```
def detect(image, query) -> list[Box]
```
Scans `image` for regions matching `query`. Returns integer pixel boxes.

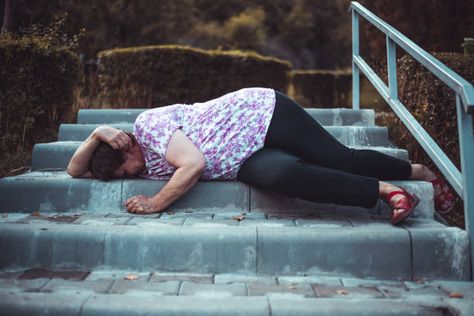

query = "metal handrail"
[350,1,474,280]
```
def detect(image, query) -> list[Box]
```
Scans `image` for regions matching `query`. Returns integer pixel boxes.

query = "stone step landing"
[77,108,376,126]
[0,212,469,280]
[0,172,434,219]
[58,124,392,146]
[32,142,408,171]
[1,268,473,315]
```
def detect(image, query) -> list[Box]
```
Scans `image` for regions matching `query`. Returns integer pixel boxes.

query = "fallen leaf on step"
[287,284,297,290]
[124,274,139,281]
[232,214,245,221]
[449,292,464,298]
[32,211,41,217]
[336,289,348,295]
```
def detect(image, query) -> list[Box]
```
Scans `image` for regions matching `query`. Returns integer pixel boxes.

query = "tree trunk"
[1,0,13,34]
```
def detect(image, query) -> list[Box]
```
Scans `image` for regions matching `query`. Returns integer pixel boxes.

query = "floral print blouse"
[134,87,276,180]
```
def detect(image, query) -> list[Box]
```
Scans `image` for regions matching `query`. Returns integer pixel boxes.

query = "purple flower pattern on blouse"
[134,87,276,180]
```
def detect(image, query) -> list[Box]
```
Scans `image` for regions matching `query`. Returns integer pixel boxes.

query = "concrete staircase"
[0,107,472,315]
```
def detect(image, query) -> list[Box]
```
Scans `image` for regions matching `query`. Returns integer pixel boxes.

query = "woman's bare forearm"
[151,165,203,212]
[67,131,100,178]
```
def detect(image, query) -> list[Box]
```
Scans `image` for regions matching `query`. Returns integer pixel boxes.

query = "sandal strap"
[386,190,406,201]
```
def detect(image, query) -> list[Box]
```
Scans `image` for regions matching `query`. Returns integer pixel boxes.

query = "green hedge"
[0,34,81,173]
[290,69,352,108]
[96,45,292,107]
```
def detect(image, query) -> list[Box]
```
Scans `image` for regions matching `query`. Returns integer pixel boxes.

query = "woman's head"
[90,132,145,181]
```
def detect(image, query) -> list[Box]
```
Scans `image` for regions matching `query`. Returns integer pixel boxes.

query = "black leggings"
[236,91,412,208]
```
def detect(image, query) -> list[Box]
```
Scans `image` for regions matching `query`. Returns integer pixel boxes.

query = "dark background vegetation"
[1,0,473,227]
[1,0,473,69]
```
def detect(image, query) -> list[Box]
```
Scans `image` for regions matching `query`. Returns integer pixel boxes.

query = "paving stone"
[41,279,113,294]
[74,216,132,225]
[150,272,213,284]
[109,279,180,294]
[213,212,253,220]
[0,278,49,292]
[313,284,384,298]
[408,227,470,280]
[247,283,315,297]
[257,226,411,279]
[183,218,238,227]
[430,280,474,298]
[341,277,406,288]
[18,268,89,280]
[346,217,395,227]
[295,218,351,228]
[127,217,185,226]
[378,283,445,299]
[278,276,342,286]
[85,270,150,281]
[82,294,270,316]
[0,290,90,316]
[239,219,296,227]
[179,282,247,296]
[269,297,452,316]
[214,274,277,285]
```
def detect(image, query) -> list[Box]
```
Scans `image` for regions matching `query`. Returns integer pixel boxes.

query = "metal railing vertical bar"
[386,37,398,99]
[352,9,360,110]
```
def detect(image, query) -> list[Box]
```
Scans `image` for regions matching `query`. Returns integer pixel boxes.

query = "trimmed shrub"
[0,33,81,176]
[95,45,292,107]
[378,52,474,227]
[290,69,351,108]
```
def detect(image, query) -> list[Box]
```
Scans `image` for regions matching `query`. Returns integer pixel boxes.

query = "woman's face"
[113,143,146,178]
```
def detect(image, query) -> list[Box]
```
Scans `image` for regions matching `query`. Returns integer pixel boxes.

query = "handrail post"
[352,9,360,109]
[386,36,398,99]
[456,94,474,280]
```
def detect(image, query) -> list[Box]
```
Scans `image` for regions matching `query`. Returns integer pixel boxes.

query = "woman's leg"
[237,148,379,208]
[265,91,412,180]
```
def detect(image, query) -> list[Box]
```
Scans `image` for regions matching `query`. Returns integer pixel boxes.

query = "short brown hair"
[89,132,136,181]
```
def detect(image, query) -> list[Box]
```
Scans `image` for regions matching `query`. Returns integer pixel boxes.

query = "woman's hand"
[94,126,132,150]
[125,195,159,214]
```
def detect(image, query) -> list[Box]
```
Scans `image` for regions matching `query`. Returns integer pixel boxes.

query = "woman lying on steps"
[67,88,457,225]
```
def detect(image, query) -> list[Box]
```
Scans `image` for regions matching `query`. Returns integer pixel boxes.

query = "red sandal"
[384,186,420,225]
[430,175,457,214]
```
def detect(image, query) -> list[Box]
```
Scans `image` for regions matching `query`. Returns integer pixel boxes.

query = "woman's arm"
[125,129,205,213]
[67,126,132,178]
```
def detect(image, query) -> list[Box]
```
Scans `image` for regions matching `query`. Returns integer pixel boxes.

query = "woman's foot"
[379,182,420,225]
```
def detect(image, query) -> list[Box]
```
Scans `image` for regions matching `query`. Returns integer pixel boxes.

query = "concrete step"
[58,124,392,146]
[0,171,434,219]
[77,108,376,126]
[0,213,469,280]
[31,141,409,171]
[1,268,473,315]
